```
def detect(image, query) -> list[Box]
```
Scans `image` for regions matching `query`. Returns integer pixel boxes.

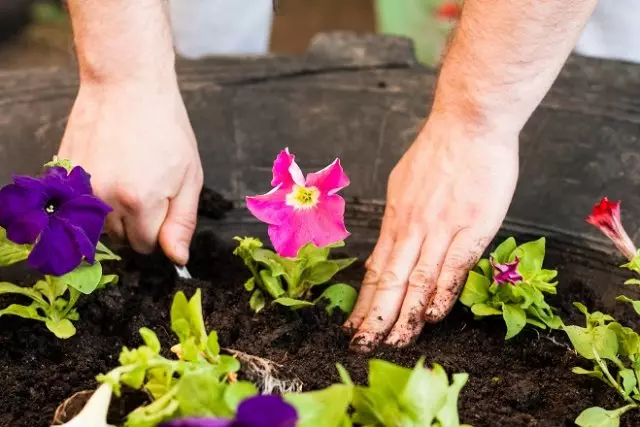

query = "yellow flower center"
[286,185,320,210]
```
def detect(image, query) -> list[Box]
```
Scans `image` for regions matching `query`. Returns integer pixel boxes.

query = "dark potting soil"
[1,194,640,427]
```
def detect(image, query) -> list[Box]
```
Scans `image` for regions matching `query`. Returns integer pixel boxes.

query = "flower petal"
[268,194,349,257]
[66,166,94,196]
[41,166,76,200]
[0,182,47,229]
[6,210,48,244]
[28,218,84,276]
[271,148,304,188]
[305,158,350,195]
[57,194,112,248]
[158,419,232,427]
[246,186,294,226]
[586,197,637,260]
[235,395,298,427]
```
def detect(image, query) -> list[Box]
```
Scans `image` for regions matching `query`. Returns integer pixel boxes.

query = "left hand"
[344,116,518,351]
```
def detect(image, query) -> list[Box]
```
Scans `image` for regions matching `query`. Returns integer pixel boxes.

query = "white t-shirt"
[575,0,640,64]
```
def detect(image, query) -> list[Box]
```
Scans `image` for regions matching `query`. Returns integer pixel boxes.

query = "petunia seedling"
[338,358,468,427]
[235,149,358,314]
[459,236,563,339]
[98,289,256,427]
[0,158,120,338]
[564,303,640,425]
[233,237,357,313]
[159,395,298,427]
[246,148,350,257]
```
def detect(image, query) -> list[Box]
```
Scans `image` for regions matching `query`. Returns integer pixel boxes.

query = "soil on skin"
[1,191,640,427]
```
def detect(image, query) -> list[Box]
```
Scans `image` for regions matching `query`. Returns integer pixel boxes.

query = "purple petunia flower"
[160,395,298,427]
[0,166,111,276]
[490,256,523,285]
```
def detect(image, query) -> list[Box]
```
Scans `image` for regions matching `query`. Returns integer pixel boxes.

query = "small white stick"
[175,264,192,279]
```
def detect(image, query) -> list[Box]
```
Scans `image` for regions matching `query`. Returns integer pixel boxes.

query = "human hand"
[57,78,203,266]
[344,115,519,351]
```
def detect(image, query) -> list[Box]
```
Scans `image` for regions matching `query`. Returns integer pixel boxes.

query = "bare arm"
[347,0,597,350]
[67,0,176,85]
[434,0,597,135]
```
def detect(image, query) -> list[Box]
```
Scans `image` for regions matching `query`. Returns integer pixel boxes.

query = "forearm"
[67,0,176,86]
[432,0,597,135]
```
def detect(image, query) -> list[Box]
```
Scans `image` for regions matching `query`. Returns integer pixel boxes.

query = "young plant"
[567,197,640,426]
[337,358,469,427]
[564,303,640,426]
[459,236,563,339]
[235,148,358,313]
[234,236,356,312]
[98,289,257,427]
[0,158,119,338]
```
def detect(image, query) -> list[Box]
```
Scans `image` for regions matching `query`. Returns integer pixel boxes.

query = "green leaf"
[0,228,31,267]
[502,304,527,339]
[43,156,73,172]
[223,381,258,412]
[95,241,122,261]
[608,322,640,356]
[575,405,637,427]
[297,242,330,263]
[400,360,449,425]
[243,277,255,292]
[285,384,353,427]
[331,257,358,272]
[565,325,619,360]
[512,237,546,278]
[0,281,47,304]
[249,289,265,313]
[97,274,119,289]
[572,367,604,380]
[318,283,357,314]
[369,359,412,396]
[436,371,468,426]
[0,302,45,320]
[617,295,640,316]
[459,271,491,307]
[58,261,103,294]
[170,291,191,342]
[624,278,640,286]
[492,237,517,264]
[471,303,502,316]
[139,328,161,354]
[176,369,230,417]
[273,297,314,309]
[259,269,286,299]
[45,318,77,339]
[476,258,492,278]
[620,369,637,396]
[170,289,207,346]
[207,331,220,357]
[305,261,340,285]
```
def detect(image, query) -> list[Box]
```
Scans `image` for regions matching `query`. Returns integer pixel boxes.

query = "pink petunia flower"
[586,197,637,260]
[246,148,350,257]
[490,256,523,285]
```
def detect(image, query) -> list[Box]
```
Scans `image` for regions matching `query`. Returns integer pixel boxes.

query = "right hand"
[58,77,203,266]
[345,115,519,350]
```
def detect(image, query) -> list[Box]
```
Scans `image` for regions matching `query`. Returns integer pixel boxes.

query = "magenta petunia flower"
[490,257,523,285]
[160,395,298,427]
[246,148,350,257]
[0,166,111,276]
[586,197,637,260]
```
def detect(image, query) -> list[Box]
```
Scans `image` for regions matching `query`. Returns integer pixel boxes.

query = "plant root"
[224,347,304,394]
[52,390,93,425]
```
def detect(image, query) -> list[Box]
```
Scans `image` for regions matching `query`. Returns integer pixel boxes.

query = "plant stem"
[61,288,81,318]
[593,348,636,404]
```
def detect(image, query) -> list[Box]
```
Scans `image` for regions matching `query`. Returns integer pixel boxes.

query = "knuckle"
[171,213,198,234]
[115,186,146,213]
[377,270,403,291]
[408,266,434,289]
[363,268,382,285]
